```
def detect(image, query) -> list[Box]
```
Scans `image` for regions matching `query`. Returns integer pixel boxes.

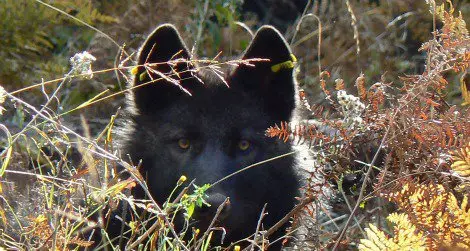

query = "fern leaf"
[451,142,470,177]
[382,182,470,249]
[359,224,394,251]
[387,213,426,249]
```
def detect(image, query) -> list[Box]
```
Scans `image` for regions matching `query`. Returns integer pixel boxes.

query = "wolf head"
[125,24,299,245]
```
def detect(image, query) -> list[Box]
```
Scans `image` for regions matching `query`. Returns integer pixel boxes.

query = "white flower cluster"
[69,51,96,79]
[337,90,366,129]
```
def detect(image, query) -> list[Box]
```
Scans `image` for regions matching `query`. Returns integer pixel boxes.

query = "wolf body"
[116,24,309,248]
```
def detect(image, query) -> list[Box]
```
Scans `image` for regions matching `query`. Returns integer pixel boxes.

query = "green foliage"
[0,0,115,89]
[190,0,246,56]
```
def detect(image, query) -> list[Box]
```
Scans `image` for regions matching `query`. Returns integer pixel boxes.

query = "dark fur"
[115,24,302,248]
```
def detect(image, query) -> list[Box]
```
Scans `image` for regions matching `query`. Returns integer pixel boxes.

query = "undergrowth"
[268,0,470,249]
[1,0,469,250]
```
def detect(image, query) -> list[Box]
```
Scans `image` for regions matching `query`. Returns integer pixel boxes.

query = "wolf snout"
[200,193,231,219]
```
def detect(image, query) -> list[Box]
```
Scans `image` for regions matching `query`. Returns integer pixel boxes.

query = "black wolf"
[117,24,302,248]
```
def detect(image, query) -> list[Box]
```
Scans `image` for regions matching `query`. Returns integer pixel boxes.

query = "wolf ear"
[132,24,194,114]
[230,26,296,121]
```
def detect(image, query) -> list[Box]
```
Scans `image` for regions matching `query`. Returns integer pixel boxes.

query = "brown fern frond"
[299,89,312,112]
[366,82,386,112]
[422,1,470,78]
[265,121,332,147]
[355,74,367,100]
[265,121,290,143]
[335,78,345,91]
[310,104,325,118]
[320,71,331,96]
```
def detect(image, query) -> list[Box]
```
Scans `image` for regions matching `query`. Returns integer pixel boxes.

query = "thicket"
[0,0,469,250]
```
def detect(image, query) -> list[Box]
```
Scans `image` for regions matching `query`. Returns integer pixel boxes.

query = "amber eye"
[238,140,251,151]
[178,138,190,149]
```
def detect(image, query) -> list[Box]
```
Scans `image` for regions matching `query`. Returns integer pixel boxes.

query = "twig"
[9,69,73,149]
[195,197,230,250]
[320,214,349,227]
[248,204,268,251]
[171,180,196,205]
[192,0,210,55]
[339,184,365,237]
[345,0,360,56]
[265,196,315,239]
[211,151,297,188]
[126,215,162,250]
[224,189,321,250]
[232,196,317,251]
[290,0,313,45]
[330,128,389,250]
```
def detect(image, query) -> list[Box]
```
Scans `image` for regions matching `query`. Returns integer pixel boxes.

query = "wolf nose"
[200,193,231,218]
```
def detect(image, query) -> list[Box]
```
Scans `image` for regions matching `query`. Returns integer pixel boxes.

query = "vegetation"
[0,0,469,250]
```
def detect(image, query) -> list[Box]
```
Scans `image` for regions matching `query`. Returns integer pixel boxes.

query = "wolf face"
[123,24,300,246]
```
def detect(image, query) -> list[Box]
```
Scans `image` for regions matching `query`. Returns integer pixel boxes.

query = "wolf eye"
[178,138,190,149]
[238,140,251,151]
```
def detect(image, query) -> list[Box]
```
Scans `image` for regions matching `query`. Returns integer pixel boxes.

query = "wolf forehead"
[161,95,267,127]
